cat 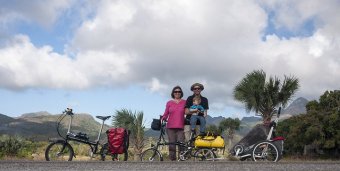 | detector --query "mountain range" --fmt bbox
[0,111,110,141]
[282,97,308,115]
[0,97,308,141]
